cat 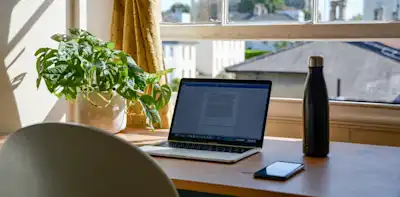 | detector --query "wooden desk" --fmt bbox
[120,129,400,197]
[2,129,400,197]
